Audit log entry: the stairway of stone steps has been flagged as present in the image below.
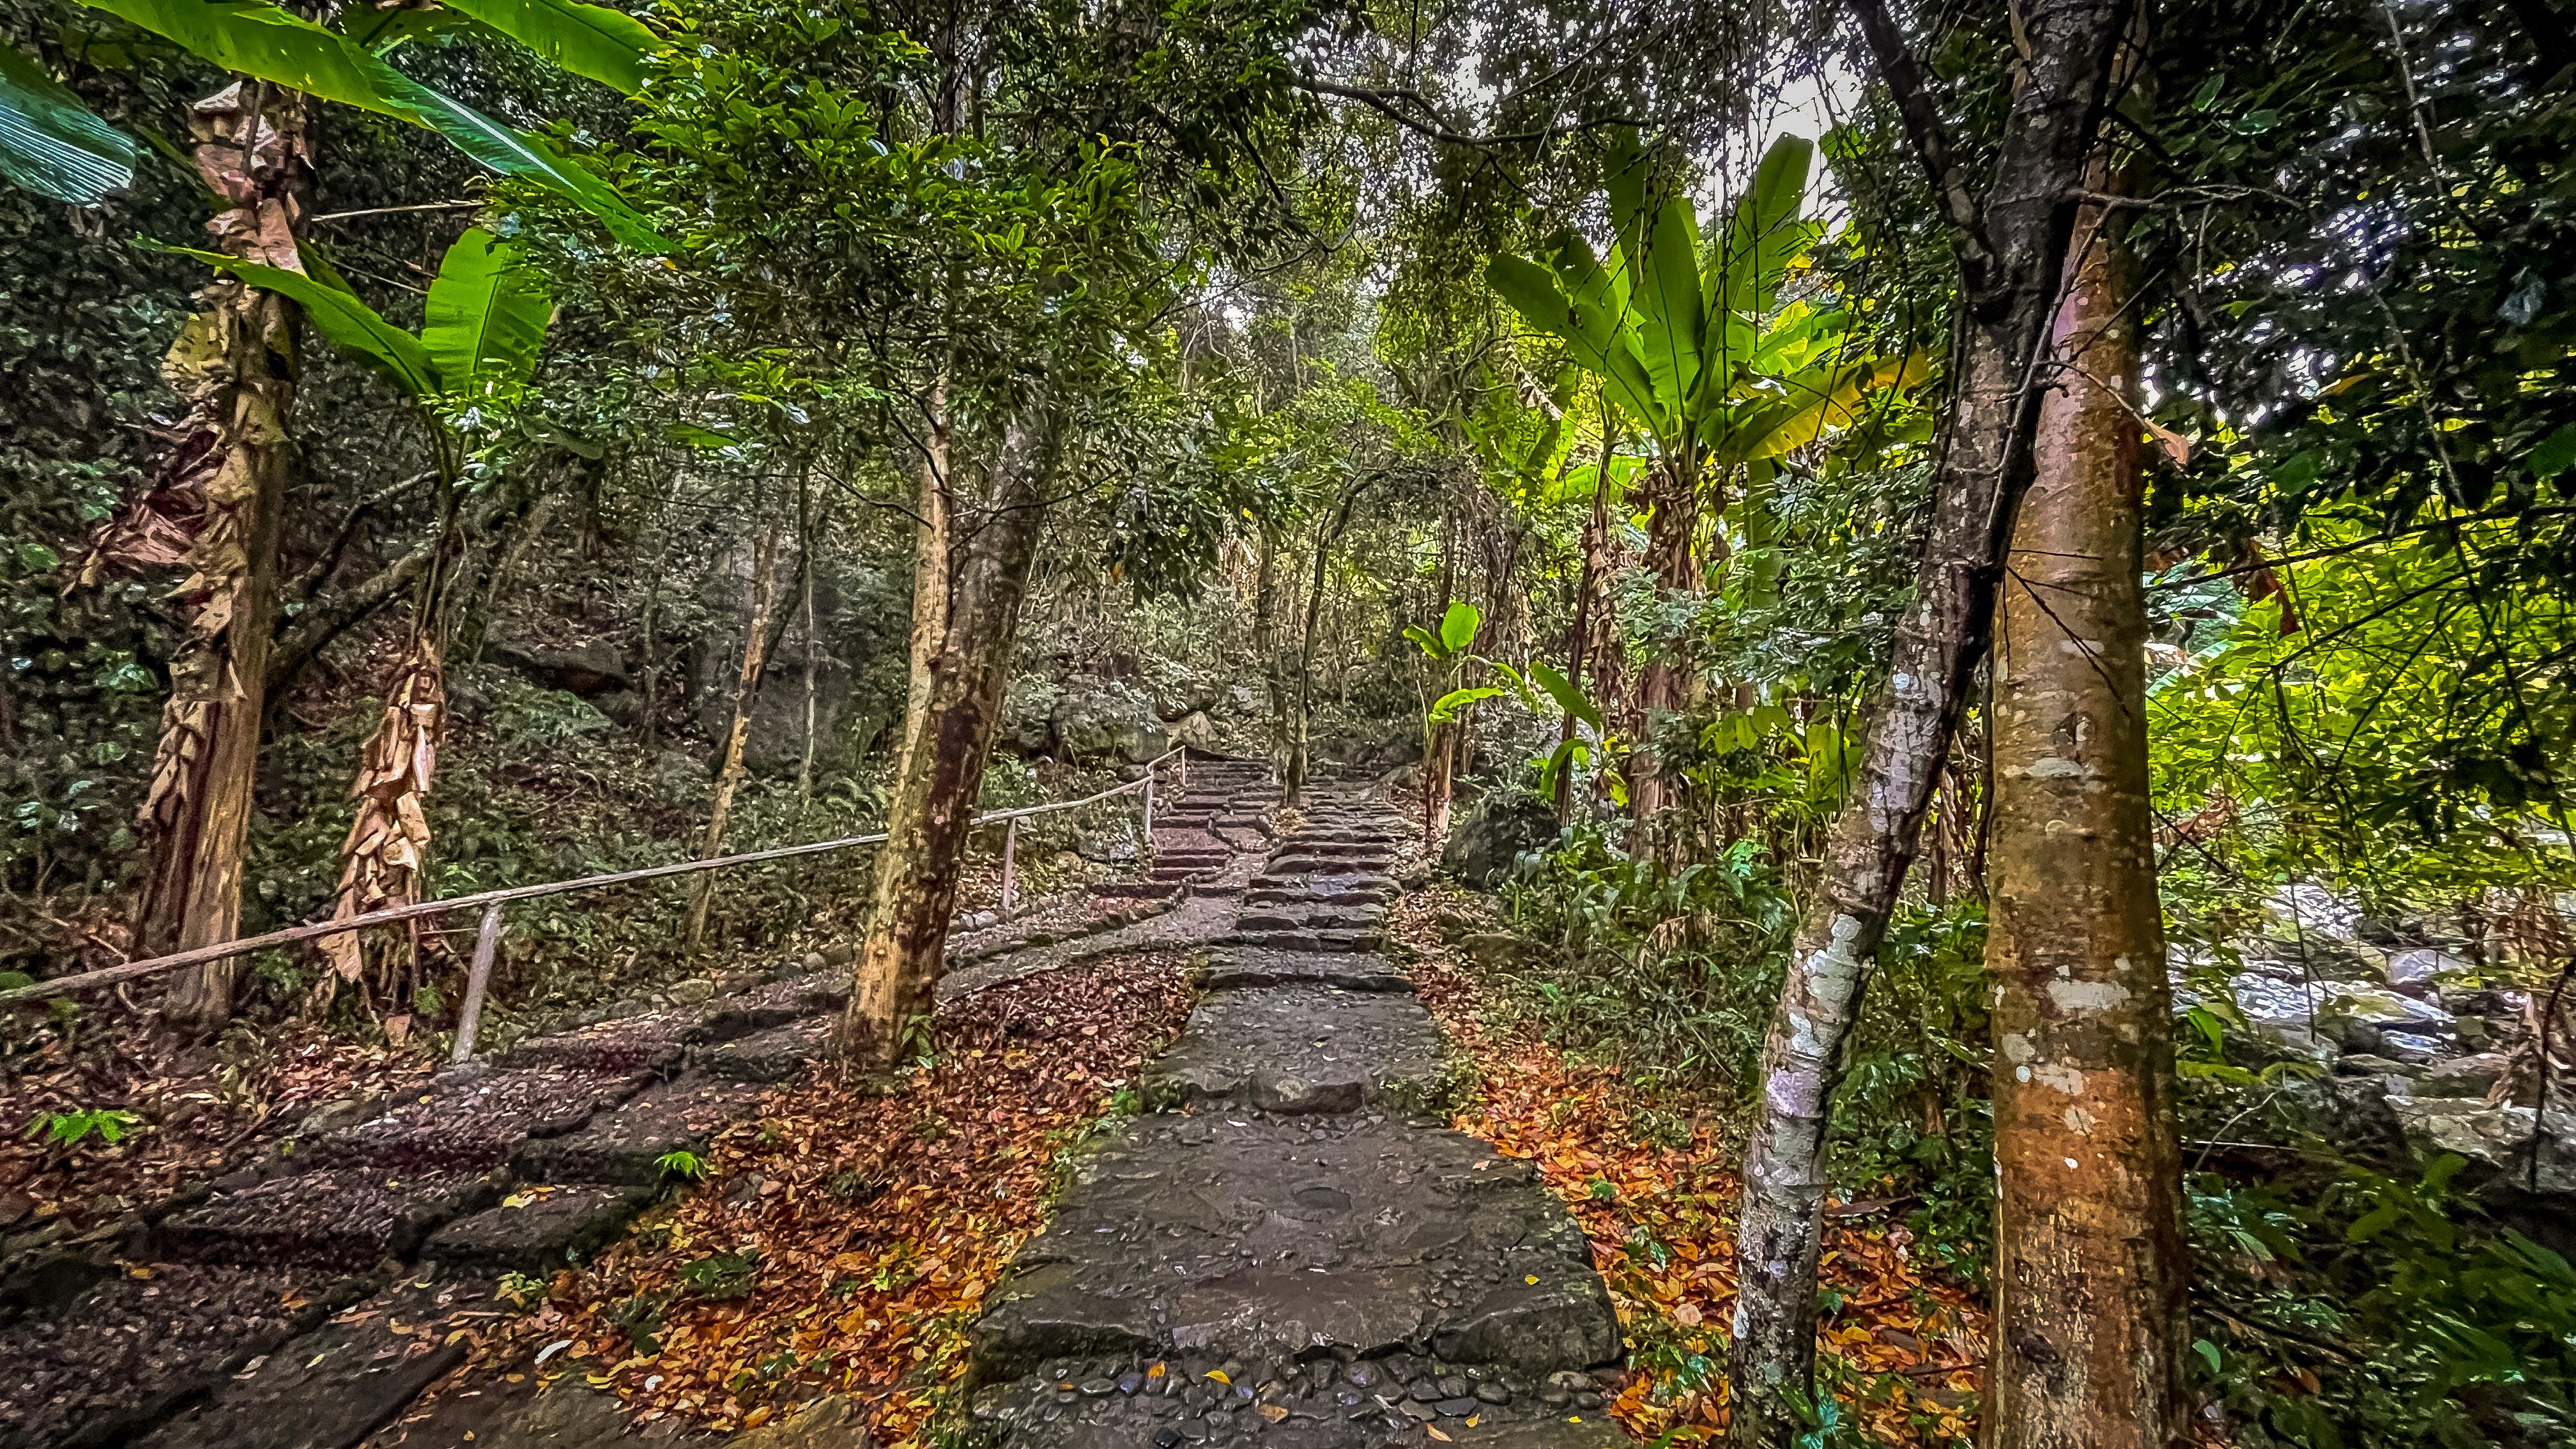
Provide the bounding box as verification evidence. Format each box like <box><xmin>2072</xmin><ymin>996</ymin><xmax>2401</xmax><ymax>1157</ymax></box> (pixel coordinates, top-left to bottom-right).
<box><xmin>1148</xmin><ymin>758</ymin><xmax>1278</xmax><ymax>889</ymax></box>
<box><xmin>8</xmin><ymin>758</ymin><xmax>1287</xmax><ymax>1449</ymax></box>
<box><xmin>965</xmin><ymin>776</ymin><xmax>1626</xmax><ymax>1449</ymax></box>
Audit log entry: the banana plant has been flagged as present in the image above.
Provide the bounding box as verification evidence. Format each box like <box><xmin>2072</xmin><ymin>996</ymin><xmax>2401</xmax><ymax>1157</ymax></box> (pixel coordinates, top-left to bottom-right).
<box><xmin>59</xmin><ymin>0</ymin><xmax>667</xmax><ymax>248</ymax></box>
<box><xmin>1486</xmin><ymin>129</ymin><xmax>1922</xmax><ymax>535</ymax></box>
<box><xmin>0</xmin><ymin>41</ymin><xmax>137</xmax><ymax>204</ymax></box>
<box><xmin>1403</xmin><ymin>600</ymin><xmax>1608</xmax><ymax>802</ymax></box>
<box><xmin>168</xmin><ymin>226</ymin><xmax>551</xmax><ymax>429</ymax></box>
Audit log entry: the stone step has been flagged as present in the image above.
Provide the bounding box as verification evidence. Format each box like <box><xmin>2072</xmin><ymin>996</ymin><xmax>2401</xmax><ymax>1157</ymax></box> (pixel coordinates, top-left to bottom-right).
<box><xmin>512</xmin><ymin>1075</ymin><xmax>766</xmax><ymax>1186</ymax></box>
<box><xmin>1235</xmin><ymin>903</ymin><xmax>1386</xmax><ymax>935</ymax></box>
<box><xmin>498</xmin><ymin>1010</ymin><xmax>702</xmax><ymax>1076</ymax></box>
<box><xmin>969</xmin><ymin>1111</ymin><xmax>1620</xmax><ymax>1437</ymax></box>
<box><xmin>1195</xmin><ymin>947</ymin><xmax>1408</xmax><ymax>993</ymax></box>
<box><xmin>137</xmin><ymin>1280</ymin><xmax>473</xmax><ymax>1449</ymax></box>
<box><xmin>310</xmin><ymin>1067</ymin><xmax>646</xmax><ymax>1174</ymax></box>
<box><xmin>1142</xmin><ymin>985</ymin><xmax>1457</xmax><ymax>1115</ymax></box>
<box><xmin>1222</xmin><ymin>928</ymin><xmax>1384</xmax><ymax>954</ymax></box>
<box><xmin>158</xmin><ymin>1168</ymin><xmax>498</xmax><ymax>1271</ymax></box>
<box><xmin>696</xmin><ymin>1016</ymin><xmax>832</xmax><ymax>1082</ymax></box>
<box><xmin>422</xmin><ymin>1184</ymin><xmax>657</xmax><ymax>1275</ymax></box>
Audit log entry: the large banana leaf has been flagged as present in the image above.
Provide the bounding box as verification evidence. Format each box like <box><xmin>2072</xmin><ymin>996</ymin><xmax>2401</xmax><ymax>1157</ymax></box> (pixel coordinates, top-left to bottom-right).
<box><xmin>434</xmin><ymin>0</ymin><xmax>659</xmax><ymax>96</ymax></box>
<box><xmin>1717</xmin><ymin>351</ymin><xmax>1928</xmax><ymax>466</ymax></box>
<box><xmin>1488</xmin><ymin>240</ymin><xmax>1662</xmax><ymax>438</ymax></box>
<box><xmin>1601</xmin><ymin>128</ymin><xmax>1704</xmax><ymax>421</ymax></box>
<box><xmin>0</xmin><ymin>42</ymin><xmax>135</xmax><ymax>204</ymax></box>
<box><xmin>423</xmin><ymin>227</ymin><xmax>551</xmax><ymax>397</ymax></box>
<box><xmin>1699</xmin><ymin>134</ymin><xmax>1820</xmax><ymax>401</ymax></box>
<box><xmin>81</xmin><ymin>0</ymin><xmax>669</xmax><ymax>251</ymax></box>
<box><xmin>162</xmin><ymin>243</ymin><xmax>439</xmax><ymax>399</ymax></box>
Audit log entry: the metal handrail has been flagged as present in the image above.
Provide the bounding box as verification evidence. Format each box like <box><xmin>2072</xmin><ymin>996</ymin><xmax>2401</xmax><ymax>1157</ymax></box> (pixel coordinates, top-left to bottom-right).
<box><xmin>0</xmin><ymin>746</ymin><xmax>1193</xmax><ymax>1027</ymax></box>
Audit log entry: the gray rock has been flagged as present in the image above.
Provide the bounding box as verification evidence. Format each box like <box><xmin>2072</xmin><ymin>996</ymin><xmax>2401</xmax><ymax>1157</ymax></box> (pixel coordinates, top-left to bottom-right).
<box><xmin>2392</xmin><ymin>1098</ymin><xmax>2576</xmax><ymax>1193</ymax></box>
<box><xmin>2416</xmin><ymin>1052</ymin><xmax>2512</xmax><ymax>1098</ymax></box>
<box><xmin>1440</xmin><ymin>794</ymin><xmax>1560</xmax><ymax>890</ymax></box>
<box><xmin>489</xmin><ymin>635</ymin><xmax>629</xmax><ymax>696</ymax></box>
<box><xmin>2387</xmin><ymin>948</ymin><xmax>2469</xmax><ymax>993</ymax></box>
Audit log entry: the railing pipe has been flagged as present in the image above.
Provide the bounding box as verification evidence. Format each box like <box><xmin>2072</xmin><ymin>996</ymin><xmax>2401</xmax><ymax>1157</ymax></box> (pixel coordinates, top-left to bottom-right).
<box><xmin>0</xmin><ymin>747</ymin><xmax>1189</xmax><ymax>1008</ymax></box>
<box><xmin>999</xmin><ymin>816</ymin><xmax>1020</xmax><ymax>912</ymax></box>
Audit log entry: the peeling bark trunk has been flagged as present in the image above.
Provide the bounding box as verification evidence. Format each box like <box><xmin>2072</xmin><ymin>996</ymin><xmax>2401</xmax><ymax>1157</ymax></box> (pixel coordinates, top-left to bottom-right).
<box><xmin>1627</xmin><ymin>449</ymin><xmax>1698</xmax><ymax>825</ymax></box>
<box><xmin>121</xmin><ymin>82</ymin><xmax>310</xmax><ymax>1036</ymax></box>
<box><xmin>685</xmin><ymin>522</ymin><xmax>783</xmax><ymax>947</ymax></box>
<box><xmin>901</xmin><ymin>376</ymin><xmax>953</xmax><ymax>770</ymax></box>
<box><xmin>1726</xmin><ymin>2</ymin><xmax>2143</xmax><ymax>1438</ymax></box>
<box><xmin>1988</xmin><ymin>190</ymin><xmax>2188</xmax><ymax>1449</ymax></box>
<box><xmin>836</xmin><ymin>397</ymin><xmax>1057</xmax><ymax>1068</ymax></box>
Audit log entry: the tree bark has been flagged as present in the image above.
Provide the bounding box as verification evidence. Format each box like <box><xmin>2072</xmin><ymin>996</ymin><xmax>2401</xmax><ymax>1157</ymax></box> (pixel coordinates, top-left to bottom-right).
<box><xmin>1423</xmin><ymin>716</ymin><xmax>1460</xmax><ymax>841</ymax></box>
<box><xmin>1987</xmin><ymin>187</ymin><xmax>2188</xmax><ymax>1449</ymax></box>
<box><xmin>1253</xmin><ymin>522</ymin><xmax>1287</xmax><ymax>779</ymax></box>
<box><xmin>796</xmin><ymin>470</ymin><xmax>822</xmax><ymax>805</ymax></box>
<box><xmin>1627</xmin><ymin>448</ymin><xmax>1698</xmax><ymax>825</ymax></box>
<box><xmin>124</xmin><ymin>82</ymin><xmax>310</xmax><ymax>1036</ymax></box>
<box><xmin>900</xmin><ymin>375</ymin><xmax>953</xmax><ymax>770</ymax></box>
<box><xmin>1726</xmin><ymin>1</ymin><xmax>2142</xmax><ymax>1439</ymax></box>
<box><xmin>836</xmin><ymin>397</ymin><xmax>1057</xmax><ymax>1068</ymax></box>
<box><xmin>685</xmin><ymin>521</ymin><xmax>782</xmax><ymax>947</ymax></box>
<box><xmin>1286</xmin><ymin>482</ymin><xmax>1365</xmax><ymax>807</ymax></box>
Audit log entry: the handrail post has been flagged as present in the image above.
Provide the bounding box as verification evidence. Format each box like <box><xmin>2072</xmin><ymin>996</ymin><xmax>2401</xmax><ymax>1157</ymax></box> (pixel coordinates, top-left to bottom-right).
<box><xmin>1000</xmin><ymin>816</ymin><xmax>1020</xmax><ymax>912</ymax></box>
<box><xmin>1178</xmin><ymin>750</ymin><xmax>1188</xmax><ymax>791</ymax></box>
<box><xmin>1142</xmin><ymin>772</ymin><xmax>1155</xmax><ymax>839</ymax></box>
<box><xmin>452</xmin><ymin>902</ymin><xmax>505</xmax><ymax>1064</ymax></box>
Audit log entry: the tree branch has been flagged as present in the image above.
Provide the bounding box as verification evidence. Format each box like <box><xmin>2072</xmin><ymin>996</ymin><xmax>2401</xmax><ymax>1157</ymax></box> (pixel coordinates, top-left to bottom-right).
<box><xmin>1843</xmin><ymin>0</ymin><xmax>1989</xmax><ymax>250</ymax></box>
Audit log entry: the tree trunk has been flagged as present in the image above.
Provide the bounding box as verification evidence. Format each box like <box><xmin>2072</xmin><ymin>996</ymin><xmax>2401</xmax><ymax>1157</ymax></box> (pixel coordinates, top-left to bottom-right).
<box><xmin>125</xmin><ymin>82</ymin><xmax>310</xmax><ymax>1036</ymax></box>
<box><xmin>836</xmin><ymin>397</ymin><xmax>1057</xmax><ymax>1068</ymax></box>
<box><xmin>684</xmin><ymin>521</ymin><xmax>783</xmax><ymax>947</ymax></box>
<box><xmin>1726</xmin><ymin>1</ymin><xmax>2142</xmax><ymax>1439</ymax></box>
<box><xmin>1423</xmin><ymin>715</ymin><xmax>1459</xmax><ymax>842</ymax></box>
<box><xmin>1555</xmin><ymin>427</ymin><xmax>1614</xmax><ymax>818</ymax></box>
<box><xmin>796</xmin><ymin>470</ymin><xmax>822</xmax><ymax>805</ymax></box>
<box><xmin>1987</xmin><ymin>188</ymin><xmax>2188</xmax><ymax>1449</ymax></box>
<box><xmin>1287</xmin><ymin>484</ymin><xmax>1364</xmax><ymax>807</ymax></box>
<box><xmin>900</xmin><ymin>376</ymin><xmax>953</xmax><ymax>769</ymax></box>
<box><xmin>1627</xmin><ymin>448</ymin><xmax>1698</xmax><ymax>824</ymax></box>
<box><xmin>1253</xmin><ymin>523</ymin><xmax>1287</xmax><ymax>779</ymax></box>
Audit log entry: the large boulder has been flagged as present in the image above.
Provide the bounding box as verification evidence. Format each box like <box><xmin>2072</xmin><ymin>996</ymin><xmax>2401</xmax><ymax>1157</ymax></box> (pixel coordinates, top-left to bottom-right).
<box><xmin>488</xmin><ymin>634</ymin><xmax>629</xmax><ymax>696</ymax></box>
<box><xmin>696</xmin><ymin>643</ymin><xmax>857</xmax><ymax>774</ymax></box>
<box><xmin>1441</xmin><ymin>793</ymin><xmax>1560</xmax><ymax>889</ymax></box>
<box><xmin>1025</xmin><ymin>677</ymin><xmax>1169</xmax><ymax>763</ymax></box>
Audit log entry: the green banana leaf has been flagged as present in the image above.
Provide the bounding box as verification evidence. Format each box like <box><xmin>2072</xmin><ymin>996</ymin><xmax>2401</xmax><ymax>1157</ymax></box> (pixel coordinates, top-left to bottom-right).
<box><xmin>81</xmin><ymin>0</ymin><xmax>668</xmax><ymax>250</ymax></box>
<box><xmin>1718</xmin><ymin>352</ymin><xmax>1928</xmax><ymax>466</ymax></box>
<box><xmin>1602</xmin><ymin>128</ymin><xmax>1704</xmax><ymax>421</ymax></box>
<box><xmin>1527</xmin><ymin>658</ymin><xmax>1601</xmax><ymax>731</ymax></box>
<box><xmin>1438</xmin><ymin>599</ymin><xmax>1481</xmax><ymax>654</ymax></box>
<box><xmin>423</xmin><ymin>226</ymin><xmax>552</xmax><ymax>396</ymax></box>
<box><xmin>160</xmin><ymin>243</ymin><xmax>438</xmax><ymax>399</ymax></box>
<box><xmin>435</xmin><ymin>0</ymin><xmax>659</xmax><ymax>95</ymax></box>
<box><xmin>0</xmin><ymin>42</ymin><xmax>137</xmax><ymax>204</ymax></box>
<box><xmin>1487</xmin><ymin>242</ymin><xmax>1662</xmax><ymax>438</ymax></box>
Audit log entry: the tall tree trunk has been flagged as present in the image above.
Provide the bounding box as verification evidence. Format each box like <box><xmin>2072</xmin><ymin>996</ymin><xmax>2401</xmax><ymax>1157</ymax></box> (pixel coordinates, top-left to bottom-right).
<box><xmin>1423</xmin><ymin>716</ymin><xmax>1460</xmax><ymax>841</ymax></box>
<box><xmin>685</xmin><ymin>522</ymin><xmax>783</xmax><ymax>947</ymax></box>
<box><xmin>901</xmin><ymin>376</ymin><xmax>953</xmax><ymax>770</ymax></box>
<box><xmin>1553</xmin><ymin>458</ymin><xmax>1611</xmax><ymax>818</ymax></box>
<box><xmin>836</xmin><ymin>398</ymin><xmax>1057</xmax><ymax>1068</ymax></box>
<box><xmin>1987</xmin><ymin>187</ymin><xmax>2188</xmax><ymax>1449</ymax></box>
<box><xmin>1287</xmin><ymin>483</ymin><xmax>1365</xmax><ymax>807</ymax></box>
<box><xmin>123</xmin><ymin>82</ymin><xmax>310</xmax><ymax>1036</ymax></box>
<box><xmin>1253</xmin><ymin>523</ymin><xmax>1286</xmax><ymax>779</ymax></box>
<box><xmin>796</xmin><ymin>470</ymin><xmax>822</xmax><ymax>806</ymax></box>
<box><xmin>1627</xmin><ymin>448</ymin><xmax>1698</xmax><ymax>825</ymax></box>
<box><xmin>1726</xmin><ymin>1</ymin><xmax>2142</xmax><ymax>1438</ymax></box>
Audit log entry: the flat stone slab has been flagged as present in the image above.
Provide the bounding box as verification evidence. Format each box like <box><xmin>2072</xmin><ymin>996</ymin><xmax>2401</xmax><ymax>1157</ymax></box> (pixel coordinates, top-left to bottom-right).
<box><xmin>502</xmin><ymin>1011</ymin><xmax>702</xmax><ymax>1076</ymax></box>
<box><xmin>0</xmin><ymin>1262</ymin><xmax>341</xmax><ymax>1449</ymax></box>
<box><xmin>1143</xmin><ymin>986</ymin><xmax>1457</xmax><ymax>1116</ymax></box>
<box><xmin>513</xmin><ymin>1076</ymin><xmax>767</xmax><ymax>1186</ymax></box>
<box><xmin>314</xmin><ymin>1067</ymin><xmax>645</xmax><ymax>1173</ymax></box>
<box><xmin>159</xmin><ymin>1169</ymin><xmax>498</xmax><ymax>1271</ymax></box>
<box><xmin>1236</xmin><ymin>902</ymin><xmax>1386</xmax><ymax>934</ymax></box>
<box><xmin>1223</xmin><ymin>927</ymin><xmax>1384</xmax><ymax>954</ymax></box>
<box><xmin>697</xmin><ymin>1017</ymin><xmax>832</xmax><ymax>1082</ymax></box>
<box><xmin>972</xmin><ymin>1112</ymin><xmax>1617</xmax><ymax>1378</ymax></box>
<box><xmin>139</xmin><ymin>1282</ymin><xmax>471</xmax><ymax>1449</ymax></box>
<box><xmin>424</xmin><ymin>1184</ymin><xmax>657</xmax><ymax>1275</ymax></box>
<box><xmin>970</xmin><ymin>1352</ymin><xmax>1627</xmax><ymax>1447</ymax></box>
<box><xmin>1243</xmin><ymin>872</ymin><xmax>1396</xmax><ymax>906</ymax></box>
<box><xmin>1195</xmin><ymin>947</ymin><xmax>1407</xmax><ymax>993</ymax></box>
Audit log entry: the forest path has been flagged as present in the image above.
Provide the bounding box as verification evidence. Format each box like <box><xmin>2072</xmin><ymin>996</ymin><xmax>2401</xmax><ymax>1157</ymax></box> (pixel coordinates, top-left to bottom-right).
<box><xmin>963</xmin><ymin>781</ymin><xmax>1629</xmax><ymax>1448</ymax></box>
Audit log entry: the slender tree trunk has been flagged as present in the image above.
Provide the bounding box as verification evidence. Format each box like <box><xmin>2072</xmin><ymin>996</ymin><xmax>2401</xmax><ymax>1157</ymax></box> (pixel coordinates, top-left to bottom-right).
<box><xmin>685</xmin><ymin>522</ymin><xmax>783</xmax><ymax>947</ymax></box>
<box><xmin>126</xmin><ymin>82</ymin><xmax>309</xmax><ymax>1036</ymax></box>
<box><xmin>1253</xmin><ymin>523</ymin><xmax>1287</xmax><ymax>779</ymax></box>
<box><xmin>1423</xmin><ymin>716</ymin><xmax>1459</xmax><ymax>841</ymax></box>
<box><xmin>1627</xmin><ymin>448</ymin><xmax>1698</xmax><ymax>825</ymax></box>
<box><xmin>901</xmin><ymin>376</ymin><xmax>953</xmax><ymax>769</ymax></box>
<box><xmin>1287</xmin><ymin>484</ymin><xmax>1364</xmax><ymax>807</ymax></box>
<box><xmin>836</xmin><ymin>398</ymin><xmax>1057</xmax><ymax>1068</ymax></box>
<box><xmin>1726</xmin><ymin>2</ymin><xmax>2142</xmax><ymax>1438</ymax></box>
<box><xmin>796</xmin><ymin>470</ymin><xmax>822</xmax><ymax>805</ymax></box>
<box><xmin>1558</xmin><ymin>416</ymin><xmax>1617</xmax><ymax>818</ymax></box>
<box><xmin>1988</xmin><ymin>187</ymin><xmax>2188</xmax><ymax>1449</ymax></box>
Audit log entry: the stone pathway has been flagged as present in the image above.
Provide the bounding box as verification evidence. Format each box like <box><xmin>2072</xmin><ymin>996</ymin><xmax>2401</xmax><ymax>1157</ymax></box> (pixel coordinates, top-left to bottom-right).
<box><xmin>964</xmin><ymin>779</ymin><xmax>1626</xmax><ymax>1448</ymax></box>
<box><xmin>3</xmin><ymin>756</ymin><xmax>1283</xmax><ymax>1449</ymax></box>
